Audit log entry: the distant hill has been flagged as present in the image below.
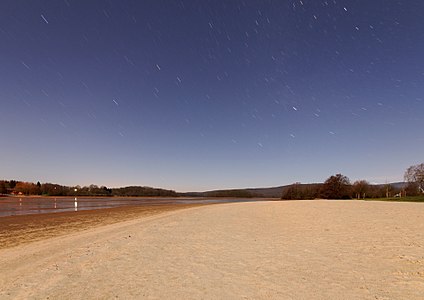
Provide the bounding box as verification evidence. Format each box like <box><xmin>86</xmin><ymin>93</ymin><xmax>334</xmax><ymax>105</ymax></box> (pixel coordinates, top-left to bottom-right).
<box><xmin>182</xmin><ymin>183</ymin><xmax>322</xmax><ymax>198</ymax></box>
<box><xmin>245</xmin><ymin>183</ymin><xmax>325</xmax><ymax>198</ymax></box>
<box><xmin>182</xmin><ymin>182</ymin><xmax>408</xmax><ymax>198</ymax></box>
<box><xmin>373</xmin><ymin>182</ymin><xmax>407</xmax><ymax>190</ymax></box>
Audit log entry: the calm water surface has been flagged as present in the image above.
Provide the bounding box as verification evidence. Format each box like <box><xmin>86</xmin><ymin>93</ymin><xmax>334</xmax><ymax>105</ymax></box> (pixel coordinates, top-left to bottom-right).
<box><xmin>0</xmin><ymin>197</ymin><xmax>259</xmax><ymax>217</ymax></box>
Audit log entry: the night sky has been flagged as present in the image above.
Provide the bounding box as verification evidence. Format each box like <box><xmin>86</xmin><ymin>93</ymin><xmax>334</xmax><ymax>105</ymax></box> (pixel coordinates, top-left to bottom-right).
<box><xmin>1</xmin><ymin>1</ymin><xmax>423</xmax><ymax>192</ymax></box>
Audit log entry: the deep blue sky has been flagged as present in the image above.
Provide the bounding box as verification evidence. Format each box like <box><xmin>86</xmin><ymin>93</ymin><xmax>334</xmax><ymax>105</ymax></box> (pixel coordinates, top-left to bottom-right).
<box><xmin>1</xmin><ymin>1</ymin><xmax>423</xmax><ymax>191</ymax></box>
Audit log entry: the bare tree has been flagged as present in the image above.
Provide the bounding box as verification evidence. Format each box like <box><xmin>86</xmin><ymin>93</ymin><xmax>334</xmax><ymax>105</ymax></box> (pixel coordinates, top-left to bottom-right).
<box><xmin>352</xmin><ymin>180</ymin><xmax>369</xmax><ymax>199</ymax></box>
<box><xmin>404</xmin><ymin>163</ymin><xmax>424</xmax><ymax>193</ymax></box>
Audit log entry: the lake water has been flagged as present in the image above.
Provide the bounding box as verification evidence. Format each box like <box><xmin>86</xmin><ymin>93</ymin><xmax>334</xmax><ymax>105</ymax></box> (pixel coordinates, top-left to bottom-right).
<box><xmin>0</xmin><ymin>197</ymin><xmax>259</xmax><ymax>217</ymax></box>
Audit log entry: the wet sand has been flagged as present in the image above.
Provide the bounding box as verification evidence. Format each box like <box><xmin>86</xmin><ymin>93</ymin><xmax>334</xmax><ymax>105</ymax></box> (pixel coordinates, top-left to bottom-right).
<box><xmin>0</xmin><ymin>204</ymin><xmax>202</xmax><ymax>249</ymax></box>
<box><xmin>1</xmin><ymin>200</ymin><xmax>424</xmax><ymax>299</ymax></box>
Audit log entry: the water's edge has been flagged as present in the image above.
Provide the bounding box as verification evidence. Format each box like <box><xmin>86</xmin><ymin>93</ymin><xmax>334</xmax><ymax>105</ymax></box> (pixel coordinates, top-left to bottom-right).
<box><xmin>0</xmin><ymin>197</ymin><xmax>261</xmax><ymax>217</ymax></box>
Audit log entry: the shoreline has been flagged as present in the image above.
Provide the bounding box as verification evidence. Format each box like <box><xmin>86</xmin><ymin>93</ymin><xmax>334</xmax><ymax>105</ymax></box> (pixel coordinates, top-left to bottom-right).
<box><xmin>0</xmin><ymin>196</ymin><xmax>276</xmax><ymax>218</ymax></box>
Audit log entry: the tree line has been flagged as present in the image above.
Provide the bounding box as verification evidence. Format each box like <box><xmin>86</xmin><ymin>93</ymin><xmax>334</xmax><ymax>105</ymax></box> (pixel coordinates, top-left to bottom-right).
<box><xmin>282</xmin><ymin>163</ymin><xmax>424</xmax><ymax>200</ymax></box>
<box><xmin>0</xmin><ymin>180</ymin><xmax>177</xmax><ymax>197</ymax></box>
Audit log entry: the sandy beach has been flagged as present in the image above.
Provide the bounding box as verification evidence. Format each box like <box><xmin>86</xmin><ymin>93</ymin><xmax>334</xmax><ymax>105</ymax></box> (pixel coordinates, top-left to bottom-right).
<box><xmin>1</xmin><ymin>200</ymin><xmax>423</xmax><ymax>299</ymax></box>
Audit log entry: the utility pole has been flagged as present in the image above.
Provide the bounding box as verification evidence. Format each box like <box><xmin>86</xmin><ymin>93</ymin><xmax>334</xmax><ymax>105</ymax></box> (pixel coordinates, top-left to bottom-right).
<box><xmin>386</xmin><ymin>180</ymin><xmax>389</xmax><ymax>198</ymax></box>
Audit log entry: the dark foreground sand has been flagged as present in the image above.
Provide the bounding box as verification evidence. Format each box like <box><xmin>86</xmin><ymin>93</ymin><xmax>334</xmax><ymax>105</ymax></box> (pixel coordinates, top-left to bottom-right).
<box><xmin>0</xmin><ymin>204</ymin><xmax>201</xmax><ymax>249</ymax></box>
<box><xmin>1</xmin><ymin>200</ymin><xmax>423</xmax><ymax>299</ymax></box>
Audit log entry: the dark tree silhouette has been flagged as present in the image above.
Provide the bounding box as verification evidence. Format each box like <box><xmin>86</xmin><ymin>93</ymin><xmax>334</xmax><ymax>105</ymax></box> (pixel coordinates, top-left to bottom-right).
<box><xmin>281</xmin><ymin>183</ymin><xmax>320</xmax><ymax>200</ymax></box>
<box><xmin>0</xmin><ymin>181</ymin><xmax>7</xmax><ymax>194</ymax></box>
<box><xmin>320</xmin><ymin>174</ymin><xmax>351</xmax><ymax>199</ymax></box>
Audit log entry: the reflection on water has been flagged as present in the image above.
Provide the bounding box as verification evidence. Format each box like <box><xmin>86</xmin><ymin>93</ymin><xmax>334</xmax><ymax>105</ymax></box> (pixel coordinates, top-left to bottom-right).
<box><xmin>0</xmin><ymin>197</ymin><xmax>258</xmax><ymax>217</ymax></box>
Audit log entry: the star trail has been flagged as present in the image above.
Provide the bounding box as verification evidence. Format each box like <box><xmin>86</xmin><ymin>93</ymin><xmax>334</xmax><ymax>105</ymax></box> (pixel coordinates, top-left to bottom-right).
<box><xmin>1</xmin><ymin>1</ymin><xmax>423</xmax><ymax>191</ymax></box>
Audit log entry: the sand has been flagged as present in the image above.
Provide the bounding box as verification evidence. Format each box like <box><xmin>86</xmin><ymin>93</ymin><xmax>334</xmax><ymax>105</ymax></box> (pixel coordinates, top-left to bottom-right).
<box><xmin>0</xmin><ymin>200</ymin><xmax>423</xmax><ymax>299</ymax></box>
<box><xmin>0</xmin><ymin>204</ymin><xmax>201</xmax><ymax>249</ymax></box>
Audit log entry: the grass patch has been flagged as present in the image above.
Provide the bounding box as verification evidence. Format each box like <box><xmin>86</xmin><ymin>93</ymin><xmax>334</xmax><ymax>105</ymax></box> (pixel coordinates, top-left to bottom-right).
<box><xmin>364</xmin><ymin>195</ymin><xmax>424</xmax><ymax>203</ymax></box>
